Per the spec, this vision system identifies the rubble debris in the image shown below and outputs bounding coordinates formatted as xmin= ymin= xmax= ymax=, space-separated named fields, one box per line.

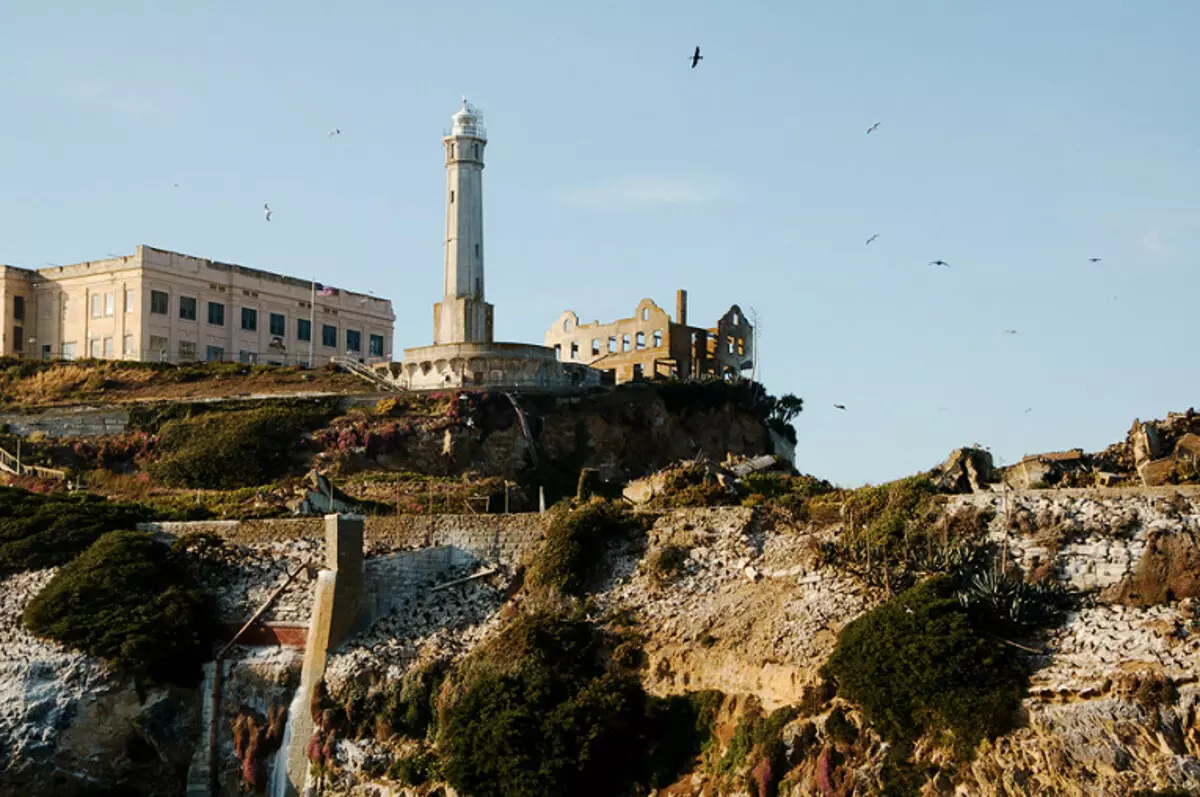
xmin=927 ymin=447 xmax=998 ymax=493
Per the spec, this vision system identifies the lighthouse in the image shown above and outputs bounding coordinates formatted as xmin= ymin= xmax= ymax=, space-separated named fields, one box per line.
xmin=434 ymin=98 xmax=494 ymax=345
xmin=397 ymin=98 xmax=599 ymax=392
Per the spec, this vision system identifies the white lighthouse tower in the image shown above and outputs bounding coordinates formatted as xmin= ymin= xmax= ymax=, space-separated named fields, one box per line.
xmin=395 ymin=98 xmax=600 ymax=392
xmin=434 ymin=98 xmax=494 ymax=345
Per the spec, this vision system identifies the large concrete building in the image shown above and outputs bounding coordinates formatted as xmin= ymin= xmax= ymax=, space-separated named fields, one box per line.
xmin=544 ymin=289 xmax=754 ymax=385
xmin=390 ymin=99 xmax=597 ymax=391
xmin=0 ymin=246 xmax=394 ymax=365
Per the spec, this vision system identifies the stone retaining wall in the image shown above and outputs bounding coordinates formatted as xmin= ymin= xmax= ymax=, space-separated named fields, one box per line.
xmin=140 ymin=512 xmax=547 ymax=567
xmin=0 ymin=409 xmax=130 ymax=438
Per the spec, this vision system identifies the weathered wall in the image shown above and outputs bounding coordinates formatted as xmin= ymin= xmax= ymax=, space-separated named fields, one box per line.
xmin=0 ymin=408 xmax=130 ymax=438
xmin=144 ymin=512 xmax=546 ymax=567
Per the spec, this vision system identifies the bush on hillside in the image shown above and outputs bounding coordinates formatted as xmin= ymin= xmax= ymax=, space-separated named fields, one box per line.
xmin=150 ymin=404 xmax=334 ymax=489
xmin=23 ymin=530 xmax=217 ymax=687
xmin=821 ymin=576 xmax=1026 ymax=757
xmin=0 ymin=486 xmax=156 ymax=574
xmin=715 ymin=702 xmax=800 ymax=797
xmin=527 ymin=499 xmax=644 ymax=597
xmin=440 ymin=610 xmax=645 ymax=797
xmin=741 ymin=472 xmax=836 ymax=518
xmin=439 ymin=609 xmax=719 ymax=797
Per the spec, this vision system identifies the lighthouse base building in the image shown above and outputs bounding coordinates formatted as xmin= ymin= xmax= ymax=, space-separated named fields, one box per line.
xmin=388 ymin=99 xmax=598 ymax=392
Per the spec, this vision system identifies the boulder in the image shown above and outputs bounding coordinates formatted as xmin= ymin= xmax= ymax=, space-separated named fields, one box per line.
xmin=1138 ymin=457 xmax=1177 ymax=488
xmin=929 ymin=447 xmax=997 ymax=493
xmin=1107 ymin=530 xmax=1200 ymax=606
xmin=1131 ymin=419 xmax=1167 ymax=468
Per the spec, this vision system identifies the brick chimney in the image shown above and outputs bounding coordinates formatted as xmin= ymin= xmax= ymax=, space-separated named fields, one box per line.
xmin=676 ymin=289 xmax=688 ymax=325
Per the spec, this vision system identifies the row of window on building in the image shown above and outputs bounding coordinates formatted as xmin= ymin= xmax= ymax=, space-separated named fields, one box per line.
xmin=72 ymin=289 xmax=384 ymax=355
xmin=555 ymin=329 xmax=665 ymax=361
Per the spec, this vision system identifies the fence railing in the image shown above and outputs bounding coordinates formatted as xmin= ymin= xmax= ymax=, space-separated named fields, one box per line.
xmin=0 ymin=445 xmax=67 ymax=481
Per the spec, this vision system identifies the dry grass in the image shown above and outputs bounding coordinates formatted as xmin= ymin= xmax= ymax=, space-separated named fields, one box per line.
xmin=0 ymin=360 xmax=372 ymax=408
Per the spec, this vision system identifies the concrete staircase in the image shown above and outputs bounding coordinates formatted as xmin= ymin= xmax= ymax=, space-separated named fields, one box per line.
xmin=329 ymin=356 xmax=402 ymax=393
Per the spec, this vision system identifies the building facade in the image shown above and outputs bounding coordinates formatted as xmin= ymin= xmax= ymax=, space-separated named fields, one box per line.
xmin=0 ymin=246 xmax=394 ymax=365
xmin=391 ymin=99 xmax=598 ymax=392
xmin=544 ymin=289 xmax=754 ymax=385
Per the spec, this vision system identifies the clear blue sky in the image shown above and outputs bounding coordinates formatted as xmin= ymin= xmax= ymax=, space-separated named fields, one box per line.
xmin=2 ymin=1 xmax=1197 ymax=486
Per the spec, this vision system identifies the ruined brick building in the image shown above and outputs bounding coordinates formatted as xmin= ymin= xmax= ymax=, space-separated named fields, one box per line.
xmin=544 ymin=289 xmax=754 ymax=385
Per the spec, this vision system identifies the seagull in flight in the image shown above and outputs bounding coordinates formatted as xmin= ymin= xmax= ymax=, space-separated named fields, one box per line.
xmin=1088 ymin=257 xmax=1102 ymax=263
xmin=833 ymin=404 xmax=847 ymax=411
xmin=264 ymin=203 xmax=273 ymax=222
xmin=865 ymin=233 xmax=879 ymax=246
xmin=689 ymin=46 xmax=703 ymax=69
xmin=1003 ymin=329 xmax=1018 ymax=335
xmin=929 ymin=260 xmax=950 ymax=268
xmin=866 ymin=122 xmax=881 ymax=134
xmin=328 ymin=129 xmax=341 ymax=138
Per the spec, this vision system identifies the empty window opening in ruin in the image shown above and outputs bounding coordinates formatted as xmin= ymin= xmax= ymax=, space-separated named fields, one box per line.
xmin=642 ymin=307 xmax=650 ymax=321
xmin=737 ymin=337 xmax=745 ymax=356
xmin=570 ymin=341 xmax=579 ymax=360
xmin=553 ymin=343 xmax=562 ymax=360
xmin=608 ymin=336 xmax=617 ymax=353
xmin=632 ymin=363 xmax=644 ymax=380
xmin=652 ymin=329 xmax=663 ymax=347
xmin=622 ymin=334 xmax=631 ymax=352
xmin=591 ymin=338 xmax=600 ymax=356
xmin=636 ymin=331 xmax=646 ymax=349
xmin=732 ymin=311 xmax=739 ymax=325
xmin=563 ymin=318 xmax=572 ymax=332
xmin=727 ymin=336 xmax=735 ymax=354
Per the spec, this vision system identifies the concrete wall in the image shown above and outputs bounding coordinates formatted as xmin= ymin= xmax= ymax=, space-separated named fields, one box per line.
xmin=141 ymin=512 xmax=547 ymax=567
xmin=0 ymin=408 xmax=130 ymax=438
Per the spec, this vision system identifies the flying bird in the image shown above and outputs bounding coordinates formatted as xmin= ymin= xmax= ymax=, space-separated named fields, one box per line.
xmin=329 ymin=129 xmax=341 ymax=138
xmin=1003 ymin=329 xmax=1018 ymax=335
xmin=1024 ymin=407 xmax=1033 ymax=414
xmin=929 ymin=260 xmax=950 ymax=268
xmin=865 ymin=233 xmax=879 ymax=246
xmin=866 ymin=122 xmax=881 ymax=134
xmin=833 ymin=404 xmax=847 ymax=411
xmin=1088 ymin=257 xmax=1102 ymax=263
xmin=264 ymin=203 xmax=272 ymax=222
xmin=690 ymin=46 xmax=703 ymax=69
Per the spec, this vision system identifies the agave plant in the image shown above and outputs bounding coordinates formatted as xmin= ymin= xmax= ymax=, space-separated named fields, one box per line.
xmin=958 ymin=567 xmax=1076 ymax=627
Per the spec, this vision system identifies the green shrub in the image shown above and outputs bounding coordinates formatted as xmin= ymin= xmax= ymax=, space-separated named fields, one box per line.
xmin=821 ymin=576 xmax=1026 ymax=757
xmin=0 ymin=486 xmax=156 ymax=574
xmin=150 ymin=404 xmax=334 ymax=489
xmin=716 ymin=702 xmax=799 ymax=795
xmin=642 ymin=690 xmax=724 ymax=788
xmin=387 ymin=748 xmax=440 ymax=785
xmin=527 ymin=500 xmax=643 ymax=597
xmin=23 ymin=530 xmax=217 ymax=687
xmin=440 ymin=610 xmax=648 ymax=797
